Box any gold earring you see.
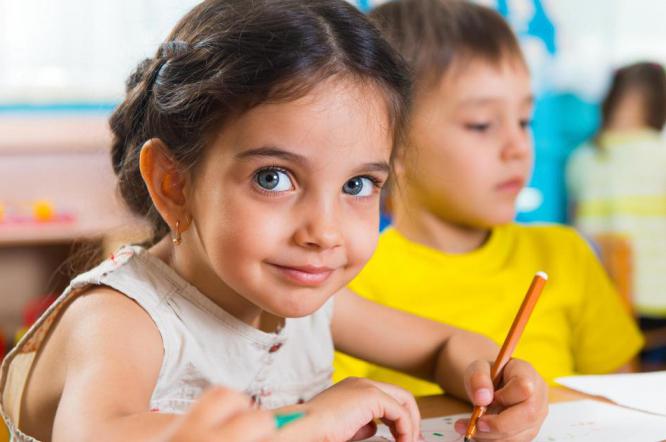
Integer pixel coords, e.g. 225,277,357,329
172,220,182,245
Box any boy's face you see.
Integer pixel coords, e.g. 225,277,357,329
401,58,533,229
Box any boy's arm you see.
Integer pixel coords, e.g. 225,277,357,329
614,363,637,373
331,287,499,401
332,288,549,439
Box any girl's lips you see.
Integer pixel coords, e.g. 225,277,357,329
268,263,334,286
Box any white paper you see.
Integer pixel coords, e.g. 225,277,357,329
362,414,462,441
535,400,666,441
361,400,666,442
556,371,666,416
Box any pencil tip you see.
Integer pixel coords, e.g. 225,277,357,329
536,271,548,280
463,438,470,442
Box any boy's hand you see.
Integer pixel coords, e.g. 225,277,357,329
454,359,548,441
281,377,422,442
162,387,275,442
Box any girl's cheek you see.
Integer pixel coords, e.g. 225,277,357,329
347,220,380,266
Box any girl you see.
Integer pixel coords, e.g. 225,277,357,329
335,0,642,398
0,1,547,441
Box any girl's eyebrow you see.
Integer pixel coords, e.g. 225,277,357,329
352,161,391,176
235,146,390,175
235,146,308,166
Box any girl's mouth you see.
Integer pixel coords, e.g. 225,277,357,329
267,263,335,286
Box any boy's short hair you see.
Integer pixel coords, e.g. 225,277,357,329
369,0,525,92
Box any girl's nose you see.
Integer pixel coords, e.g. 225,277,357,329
293,204,343,251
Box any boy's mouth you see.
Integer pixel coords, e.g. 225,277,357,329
266,263,335,286
496,177,525,194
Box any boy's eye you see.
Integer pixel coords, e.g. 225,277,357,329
465,122,491,132
343,176,375,196
520,119,533,130
255,168,293,192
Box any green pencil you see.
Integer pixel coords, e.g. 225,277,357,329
274,411,305,429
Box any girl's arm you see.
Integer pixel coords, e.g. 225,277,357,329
45,288,417,442
159,387,275,442
46,288,273,442
48,288,180,441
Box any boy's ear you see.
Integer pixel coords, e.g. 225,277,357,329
139,138,191,230
392,144,408,179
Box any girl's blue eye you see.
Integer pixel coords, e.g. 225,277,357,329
255,169,293,192
343,176,374,196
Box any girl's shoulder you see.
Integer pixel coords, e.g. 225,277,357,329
12,284,163,440
37,285,164,382
71,245,179,300
5,245,168,436
56,284,163,347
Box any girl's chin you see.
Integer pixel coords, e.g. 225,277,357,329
261,292,332,319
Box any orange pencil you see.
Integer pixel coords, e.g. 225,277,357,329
463,271,548,442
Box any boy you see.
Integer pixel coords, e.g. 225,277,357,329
335,0,643,394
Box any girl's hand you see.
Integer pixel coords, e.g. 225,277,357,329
283,377,422,442
162,387,275,442
454,359,548,441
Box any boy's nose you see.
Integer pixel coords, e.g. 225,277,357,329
501,126,531,161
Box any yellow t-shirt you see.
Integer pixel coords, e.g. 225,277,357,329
334,223,644,395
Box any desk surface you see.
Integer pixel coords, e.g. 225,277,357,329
416,386,603,418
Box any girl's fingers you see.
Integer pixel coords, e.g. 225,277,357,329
464,360,495,407
349,421,378,441
216,409,276,442
369,380,422,442
166,387,274,442
372,389,414,442
184,387,252,428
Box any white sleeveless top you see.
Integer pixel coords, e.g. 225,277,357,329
1,245,334,440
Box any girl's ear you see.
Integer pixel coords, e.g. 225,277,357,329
139,138,192,231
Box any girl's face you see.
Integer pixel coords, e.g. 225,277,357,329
184,78,392,319
401,58,533,228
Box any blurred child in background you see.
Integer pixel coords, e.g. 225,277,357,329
567,62,666,370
